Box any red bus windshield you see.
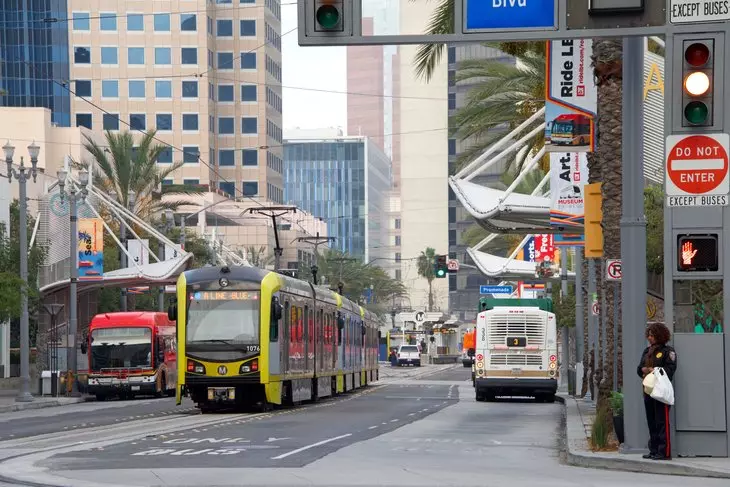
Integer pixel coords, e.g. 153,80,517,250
90,327,152,371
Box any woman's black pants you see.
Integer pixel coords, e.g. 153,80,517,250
644,393,671,458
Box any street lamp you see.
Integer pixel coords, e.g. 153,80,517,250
109,189,136,311
158,210,175,312
4,140,40,402
56,164,89,397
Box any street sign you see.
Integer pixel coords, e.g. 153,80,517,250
606,259,622,281
464,0,557,32
447,259,459,272
591,301,600,316
665,133,730,206
669,0,730,24
480,285,514,295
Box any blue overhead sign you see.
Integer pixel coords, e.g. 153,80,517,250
480,285,514,295
464,0,558,32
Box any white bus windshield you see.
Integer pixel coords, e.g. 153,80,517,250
90,327,152,370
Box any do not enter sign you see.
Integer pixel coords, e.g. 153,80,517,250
666,134,730,207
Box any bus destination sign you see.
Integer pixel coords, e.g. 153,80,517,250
192,291,259,301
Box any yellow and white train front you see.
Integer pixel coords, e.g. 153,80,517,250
473,307,558,401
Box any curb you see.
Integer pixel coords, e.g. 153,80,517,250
0,396,92,414
560,394,730,479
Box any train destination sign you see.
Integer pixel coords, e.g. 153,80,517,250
192,291,259,301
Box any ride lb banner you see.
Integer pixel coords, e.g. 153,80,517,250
545,39,597,153
550,152,588,246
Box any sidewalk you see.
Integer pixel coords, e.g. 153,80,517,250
0,390,91,414
561,393,730,479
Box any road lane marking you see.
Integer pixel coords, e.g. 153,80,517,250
390,419,399,422
270,433,352,460
368,426,378,430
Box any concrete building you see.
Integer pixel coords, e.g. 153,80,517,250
0,2,72,126
65,0,284,201
283,133,391,263
447,45,514,321
397,0,449,312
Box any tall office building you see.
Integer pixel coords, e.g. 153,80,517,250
447,45,514,321
283,131,391,263
66,0,283,200
0,1,72,126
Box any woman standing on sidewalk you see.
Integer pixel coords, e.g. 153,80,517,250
637,322,677,461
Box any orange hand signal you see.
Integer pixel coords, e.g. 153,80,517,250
682,241,698,265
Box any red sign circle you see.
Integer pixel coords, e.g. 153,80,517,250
607,261,622,278
476,354,483,361
668,135,729,194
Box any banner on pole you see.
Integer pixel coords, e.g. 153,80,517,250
78,218,104,279
545,39,597,153
550,152,588,246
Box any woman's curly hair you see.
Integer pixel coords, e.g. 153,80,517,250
646,322,671,345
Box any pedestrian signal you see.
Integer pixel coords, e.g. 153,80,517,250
676,234,719,272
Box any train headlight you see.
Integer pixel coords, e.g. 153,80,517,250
240,364,250,373
219,277,229,287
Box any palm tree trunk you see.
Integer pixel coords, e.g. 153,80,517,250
428,279,434,312
592,39,624,410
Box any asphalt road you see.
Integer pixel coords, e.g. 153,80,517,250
0,397,197,440
416,363,472,382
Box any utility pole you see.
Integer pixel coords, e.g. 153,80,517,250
246,206,297,271
296,232,336,285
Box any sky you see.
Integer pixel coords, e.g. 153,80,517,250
281,3,348,132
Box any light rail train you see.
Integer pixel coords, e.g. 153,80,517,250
168,265,380,412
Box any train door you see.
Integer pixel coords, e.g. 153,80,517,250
283,300,290,375
317,308,323,374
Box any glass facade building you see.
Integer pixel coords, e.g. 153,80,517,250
0,1,71,126
284,137,391,262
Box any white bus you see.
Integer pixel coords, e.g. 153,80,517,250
473,306,558,403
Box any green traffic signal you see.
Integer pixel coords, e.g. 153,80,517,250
684,100,709,125
316,5,340,29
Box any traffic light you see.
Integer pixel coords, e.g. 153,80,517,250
676,234,719,272
681,39,715,128
584,182,603,258
434,255,448,278
314,0,343,32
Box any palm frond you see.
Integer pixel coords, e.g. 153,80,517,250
410,0,454,81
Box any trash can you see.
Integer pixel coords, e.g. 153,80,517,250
41,370,59,396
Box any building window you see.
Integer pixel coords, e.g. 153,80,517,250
127,14,144,31
156,114,172,131
155,47,171,65
448,93,456,110
395,236,401,246
101,80,118,98
74,47,91,64
100,13,117,31
242,181,258,196
448,138,456,156
183,179,200,186
183,146,200,164
218,117,235,134
219,150,235,166
219,182,235,197
158,148,173,163
217,52,234,69
76,113,92,129
128,47,145,65
182,81,198,98
154,14,170,31
448,46,456,64
182,113,199,131
240,19,256,36
128,80,145,98
155,80,172,98
241,53,256,69
448,71,455,87
75,80,91,97
100,47,118,65
72,12,90,31
241,85,257,102
242,117,257,134
181,13,197,31
448,230,457,247
242,149,257,166
103,114,119,131
130,113,146,130
394,218,401,229
448,206,456,223
217,19,233,36
181,47,197,65
218,85,234,102
395,253,401,263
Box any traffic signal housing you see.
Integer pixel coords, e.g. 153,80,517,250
434,254,448,278
299,0,361,45
676,234,719,273
680,38,716,128
314,0,343,32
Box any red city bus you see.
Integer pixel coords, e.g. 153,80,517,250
81,312,177,401
550,113,591,146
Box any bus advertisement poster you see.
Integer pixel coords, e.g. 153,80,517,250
544,39,597,153
77,218,104,279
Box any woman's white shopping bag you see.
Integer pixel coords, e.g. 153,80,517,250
649,367,675,405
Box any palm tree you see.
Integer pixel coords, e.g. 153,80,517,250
243,245,275,268
80,130,200,220
416,247,437,311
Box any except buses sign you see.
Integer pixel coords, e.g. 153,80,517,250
666,133,730,207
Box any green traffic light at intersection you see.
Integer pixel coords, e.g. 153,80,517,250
684,101,708,125
316,5,340,29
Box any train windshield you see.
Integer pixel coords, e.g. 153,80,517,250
186,291,260,344
90,327,152,370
